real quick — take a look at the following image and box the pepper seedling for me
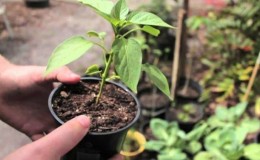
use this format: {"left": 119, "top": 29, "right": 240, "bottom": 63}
{"left": 45, "top": 0, "right": 174, "bottom": 103}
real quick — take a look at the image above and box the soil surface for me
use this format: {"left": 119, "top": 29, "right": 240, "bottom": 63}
{"left": 176, "top": 86, "right": 200, "bottom": 99}
{"left": 139, "top": 88, "right": 170, "bottom": 109}
{"left": 52, "top": 80, "right": 137, "bottom": 133}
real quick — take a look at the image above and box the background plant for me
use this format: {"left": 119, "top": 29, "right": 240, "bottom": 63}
{"left": 45, "top": 0, "right": 175, "bottom": 102}
{"left": 207, "top": 102, "right": 260, "bottom": 141}
{"left": 146, "top": 102, "right": 260, "bottom": 160}
{"left": 136, "top": 0, "right": 178, "bottom": 62}
{"left": 195, "top": 102, "right": 260, "bottom": 160}
{"left": 195, "top": 127, "right": 260, "bottom": 160}
{"left": 187, "top": 0, "right": 260, "bottom": 105}
{"left": 145, "top": 118, "right": 208, "bottom": 160}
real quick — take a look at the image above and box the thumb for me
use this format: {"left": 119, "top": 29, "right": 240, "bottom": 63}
{"left": 4, "top": 115, "right": 91, "bottom": 160}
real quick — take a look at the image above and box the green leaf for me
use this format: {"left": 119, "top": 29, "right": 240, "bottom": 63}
{"left": 239, "top": 118, "right": 260, "bottom": 133}
{"left": 85, "top": 64, "right": 101, "bottom": 75}
{"left": 87, "top": 31, "right": 106, "bottom": 40}
{"left": 45, "top": 36, "right": 93, "bottom": 75}
{"left": 210, "top": 150, "right": 229, "bottom": 160}
{"left": 127, "top": 11, "right": 174, "bottom": 28}
{"left": 235, "top": 126, "right": 248, "bottom": 144}
{"left": 215, "top": 107, "right": 230, "bottom": 121}
{"left": 141, "top": 26, "right": 160, "bottom": 36}
{"left": 145, "top": 140, "right": 165, "bottom": 151}
{"left": 186, "top": 141, "right": 202, "bottom": 154}
{"left": 111, "top": 0, "right": 129, "bottom": 20}
{"left": 142, "top": 64, "right": 172, "bottom": 100}
{"left": 107, "top": 74, "right": 120, "bottom": 81}
{"left": 187, "top": 123, "right": 208, "bottom": 141}
{"left": 78, "top": 0, "right": 113, "bottom": 14}
{"left": 79, "top": 0, "right": 120, "bottom": 26}
{"left": 166, "top": 122, "right": 180, "bottom": 146}
{"left": 244, "top": 143, "right": 260, "bottom": 160}
{"left": 158, "top": 149, "right": 187, "bottom": 160}
{"left": 150, "top": 118, "right": 169, "bottom": 140}
{"left": 194, "top": 152, "right": 216, "bottom": 160}
{"left": 114, "top": 38, "right": 142, "bottom": 93}
{"left": 231, "top": 102, "right": 247, "bottom": 119}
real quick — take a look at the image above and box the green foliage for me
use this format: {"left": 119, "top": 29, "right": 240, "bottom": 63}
{"left": 147, "top": 102, "right": 260, "bottom": 160}
{"left": 113, "top": 38, "right": 142, "bottom": 93}
{"left": 187, "top": 0, "right": 260, "bottom": 104}
{"left": 85, "top": 64, "right": 101, "bottom": 76}
{"left": 142, "top": 64, "right": 171, "bottom": 99}
{"left": 244, "top": 143, "right": 260, "bottom": 160}
{"left": 133, "top": 0, "right": 177, "bottom": 62}
{"left": 145, "top": 119, "right": 207, "bottom": 160}
{"left": 207, "top": 102, "right": 260, "bottom": 134}
{"left": 87, "top": 31, "right": 106, "bottom": 40}
{"left": 193, "top": 102, "right": 260, "bottom": 160}
{"left": 215, "top": 102, "right": 247, "bottom": 122}
{"left": 127, "top": 11, "right": 174, "bottom": 28}
{"left": 195, "top": 126, "right": 260, "bottom": 160}
{"left": 141, "top": 26, "right": 160, "bottom": 36}
{"left": 176, "top": 103, "right": 198, "bottom": 122}
{"left": 45, "top": 0, "right": 174, "bottom": 99}
{"left": 45, "top": 36, "right": 93, "bottom": 76}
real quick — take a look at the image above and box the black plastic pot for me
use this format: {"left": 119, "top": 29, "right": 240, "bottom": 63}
{"left": 176, "top": 77, "right": 203, "bottom": 101}
{"left": 137, "top": 87, "right": 171, "bottom": 120}
{"left": 48, "top": 77, "right": 141, "bottom": 160}
{"left": 24, "top": 0, "right": 49, "bottom": 8}
{"left": 165, "top": 100, "right": 204, "bottom": 132}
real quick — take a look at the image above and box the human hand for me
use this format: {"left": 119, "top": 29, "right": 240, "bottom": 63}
{"left": 4, "top": 115, "right": 91, "bottom": 160}
{"left": 0, "top": 64, "right": 80, "bottom": 140}
{"left": 4, "top": 115, "right": 124, "bottom": 160}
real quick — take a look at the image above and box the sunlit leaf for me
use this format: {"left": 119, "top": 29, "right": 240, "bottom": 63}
{"left": 127, "top": 11, "right": 174, "bottom": 28}
{"left": 142, "top": 64, "right": 172, "bottom": 100}
{"left": 111, "top": 0, "right": 129, "bottom": 20}
{"left": 45, "top": 36, "right": 93, "bottom": 75}
{"left": 114, "top": 38, "right": 142, "bottom": 93}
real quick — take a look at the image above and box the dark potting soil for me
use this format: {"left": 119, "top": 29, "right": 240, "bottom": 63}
{"left": 139, "top": 91, "right": 169, "bottom": 109}
{"left": 52, "top": 81, "right": 137, "bottom": 133}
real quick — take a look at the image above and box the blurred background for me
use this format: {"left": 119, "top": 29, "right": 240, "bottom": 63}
{"left": 1, "top": 0, "right": 260, "bottom": 159}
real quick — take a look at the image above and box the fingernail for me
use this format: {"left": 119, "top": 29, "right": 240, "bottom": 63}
{"left": 76, "top": 115, "right": 90, "bottom": 128}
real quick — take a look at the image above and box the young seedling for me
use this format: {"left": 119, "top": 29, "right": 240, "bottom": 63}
{"left": 45, "top": 0, "right": 174, "bottom": 103}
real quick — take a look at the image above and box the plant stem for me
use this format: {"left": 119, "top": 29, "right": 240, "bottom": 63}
{"left": 93, "top": 42, "right": 109, "bottom": 53}
{"left": 121, "top": 27, "right": 141, "bottom": 38}
{"left": 96, "top": 51, "right": 114, "bottom": 104}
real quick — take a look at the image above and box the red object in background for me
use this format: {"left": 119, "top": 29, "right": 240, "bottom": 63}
{"left": 204, "top": 0, "right": 226, "bottom": 8}
{"left": 241, "top": 46, "right": 253, "bottom": 52}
